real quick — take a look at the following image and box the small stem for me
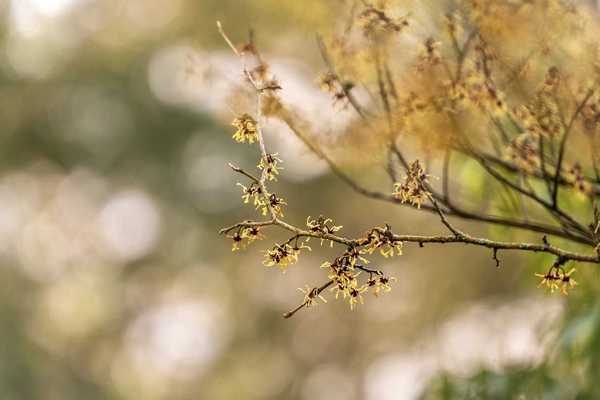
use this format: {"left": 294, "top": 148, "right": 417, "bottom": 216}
{"left": 228, "top": 163, "right": 260, "bottom": 183}
{"left": 283, "top": 280, "right": 333, "bottom": 319}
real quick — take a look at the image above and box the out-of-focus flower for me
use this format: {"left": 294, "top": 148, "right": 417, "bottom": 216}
{"left": 357, "top": 5, "right": 409, "bottom": 37}
{"left": 505, "top": 133, "right": 540, "bottom": 173}
{"left": 565, "top": 163, "right": 592, "bottom": 196}
{"left": 232, "top": 113, "right": 258, "bottom": 144}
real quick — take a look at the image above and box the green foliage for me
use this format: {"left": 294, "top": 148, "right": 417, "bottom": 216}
{"left": 422, "top": 297, "right": 600, "bottom": 400}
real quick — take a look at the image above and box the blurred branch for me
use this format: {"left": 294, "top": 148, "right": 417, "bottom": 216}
{"left": 552, "top": 88, "right": 595, "bottom": 206}
{"left": 316, "top": 34, "right": 371, "bottom": 121}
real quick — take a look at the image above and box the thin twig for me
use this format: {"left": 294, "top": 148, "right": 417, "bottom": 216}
{"left": 283, "top": 280, "right": 333, "bottom": 319}
{"left": 552, "top": 88, "right": 595, "bottom": 206}
{"left": 316, "top": 34, "right": 371, "bottom": 121}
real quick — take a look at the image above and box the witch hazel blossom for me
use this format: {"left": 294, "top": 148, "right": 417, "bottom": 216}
{"left": 216, "top": 3, "right": 600, "bottom": 318}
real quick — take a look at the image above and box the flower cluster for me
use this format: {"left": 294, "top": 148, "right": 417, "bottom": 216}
{"left": 321, "top": 245, "right": 396, "bottom": 309}
{"left": 357, "top": 5, "right": 409, "bottom": 37}
{"left": 317, "top": 72, "right": 353, "bottom": 108}
{"left": 263, "top": 243, "right": 300, "bottom": 271}
{"left": 522, "top": 92, "right": 562, "bottom": 138}
{"left": 306, "top": 215, "right": 342, "bottom": 246}
{"left": 510, "top": 68, "right": 565, "bottom": 141}
{"left": 505, "top": 134, "right": 540, "bottom": 172}
{"left": 416, "top": 38, "right": 442, "bottom": 71}
{"left": 582, "top": 91, "right": 600, "bottom": 131}
{"left": 238, "top": 182, "right": 262, "bottom": 206}
{"left": 230, "top": 226, "right": 264, "bottom": 251}
{"left": 232, "top": 113, "right": 258, "bottom": 143}
{"left": 321, "top": 257, "right": 363, "bottom": 309}
{"left": 535, "top": 266, "right": 577, "bottom": 295}
{"left": 398, "top": 92, "right": 429, "bottom": 117}
{"left": 318, "top": 72, "right": 337, "bottom": 93}
{"left": 366, "top": 271, "right": 396, "bottom": 297}
{"left": 512, "top": 105, "right": 545, "bottom": 138}
{"left": 541, "top": 66, "right": 560, "bottom": 93}
{"left": 361, "top": 224, "right": 403, "bottom": 258}
{"left": 237, "top": 40, "right": 271, "bottom": 84}
{"left": 262, "top": 193, "right": 286, "bottom": 217}
{"left": 258, "top": 153, "right": 283, "bottom": 181}
{"left": 457, "top": 66, "right": 506, "bottom": 114}
{"left": 238, "top": 182, "right": 286, "bottom": 217}
{"left": 565, "top": 163, "right": 592, "bottom": 196}
{"left": 393, "top": 160, "right": 431, "bottom": 208}
{"left": 347, "top": 284, "right": 369, "bottom": 309}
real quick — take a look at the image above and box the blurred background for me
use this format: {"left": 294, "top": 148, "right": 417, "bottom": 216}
{"left": 2, "top": 0, "right": 600, "bottom": 399}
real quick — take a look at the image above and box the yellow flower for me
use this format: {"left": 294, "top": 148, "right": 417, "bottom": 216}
{"left": 344, "top": 246, "right": 370, "bottom": 266}
{"left": 237, "top": 182, "right": 262, "bottom": 207}
{"left": 298, "top": 285, "right": 327, "bottom": 308}
{"left": 258, "top": 153, "right": 283, "bottom": 181}
{"left": 392, "top": 160, "right": 431, "bottom": 208}
{"left": 317, "top": 72, "right": 338, "bottom": 93}
{"left": 260, "top": 193, "right": 286, "bottom": 218}
{"left": 306, "top": 215, "right": 343, "bottom": 246}
{"left": 231, "top": 232, "right": 243, "bottom": 252}
{"left": 229, "top": 226, "right": 265, "bottom": 252}
{"left": 263, "top": 243, "right": 300, "bottom": 271}
{"left": 322, "top": 258, "right": 359, "bottom": 300}
{"left": 535, "top": 267, "right": 577, "bottom": 295}
{"left": 416, "top": 37, "right": 442, "bottom": 71}
{"left": 379, "top": 242, "right": 403, "bottom": 258}
{"left": 367, "top": 274, "right": 396, "bottom": 296}
{"left": 232, "top": 113, "right": 258, "bottom": 144}
{"left": 348, "top": 283, "right": 368, "bottom": 310}
{"left": 241, "top": 226, "right": 265, "bottom": 244}
{"left": 565, "top": 163, "right": 593, "bottom": 197}
{"left": 560, "top": 268, "right": 577, "bottom": 295}
{"left": 505, "top": 133, "right": 540, "bottom": 173}
{"left": 306, "top": 215, "right": 343, "bottom": 234}
{"left": 357, "top": 5, "right": 409, "bottom": 38}
{"left": 363, "top": 225, "right": 403, "bottom": 258}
